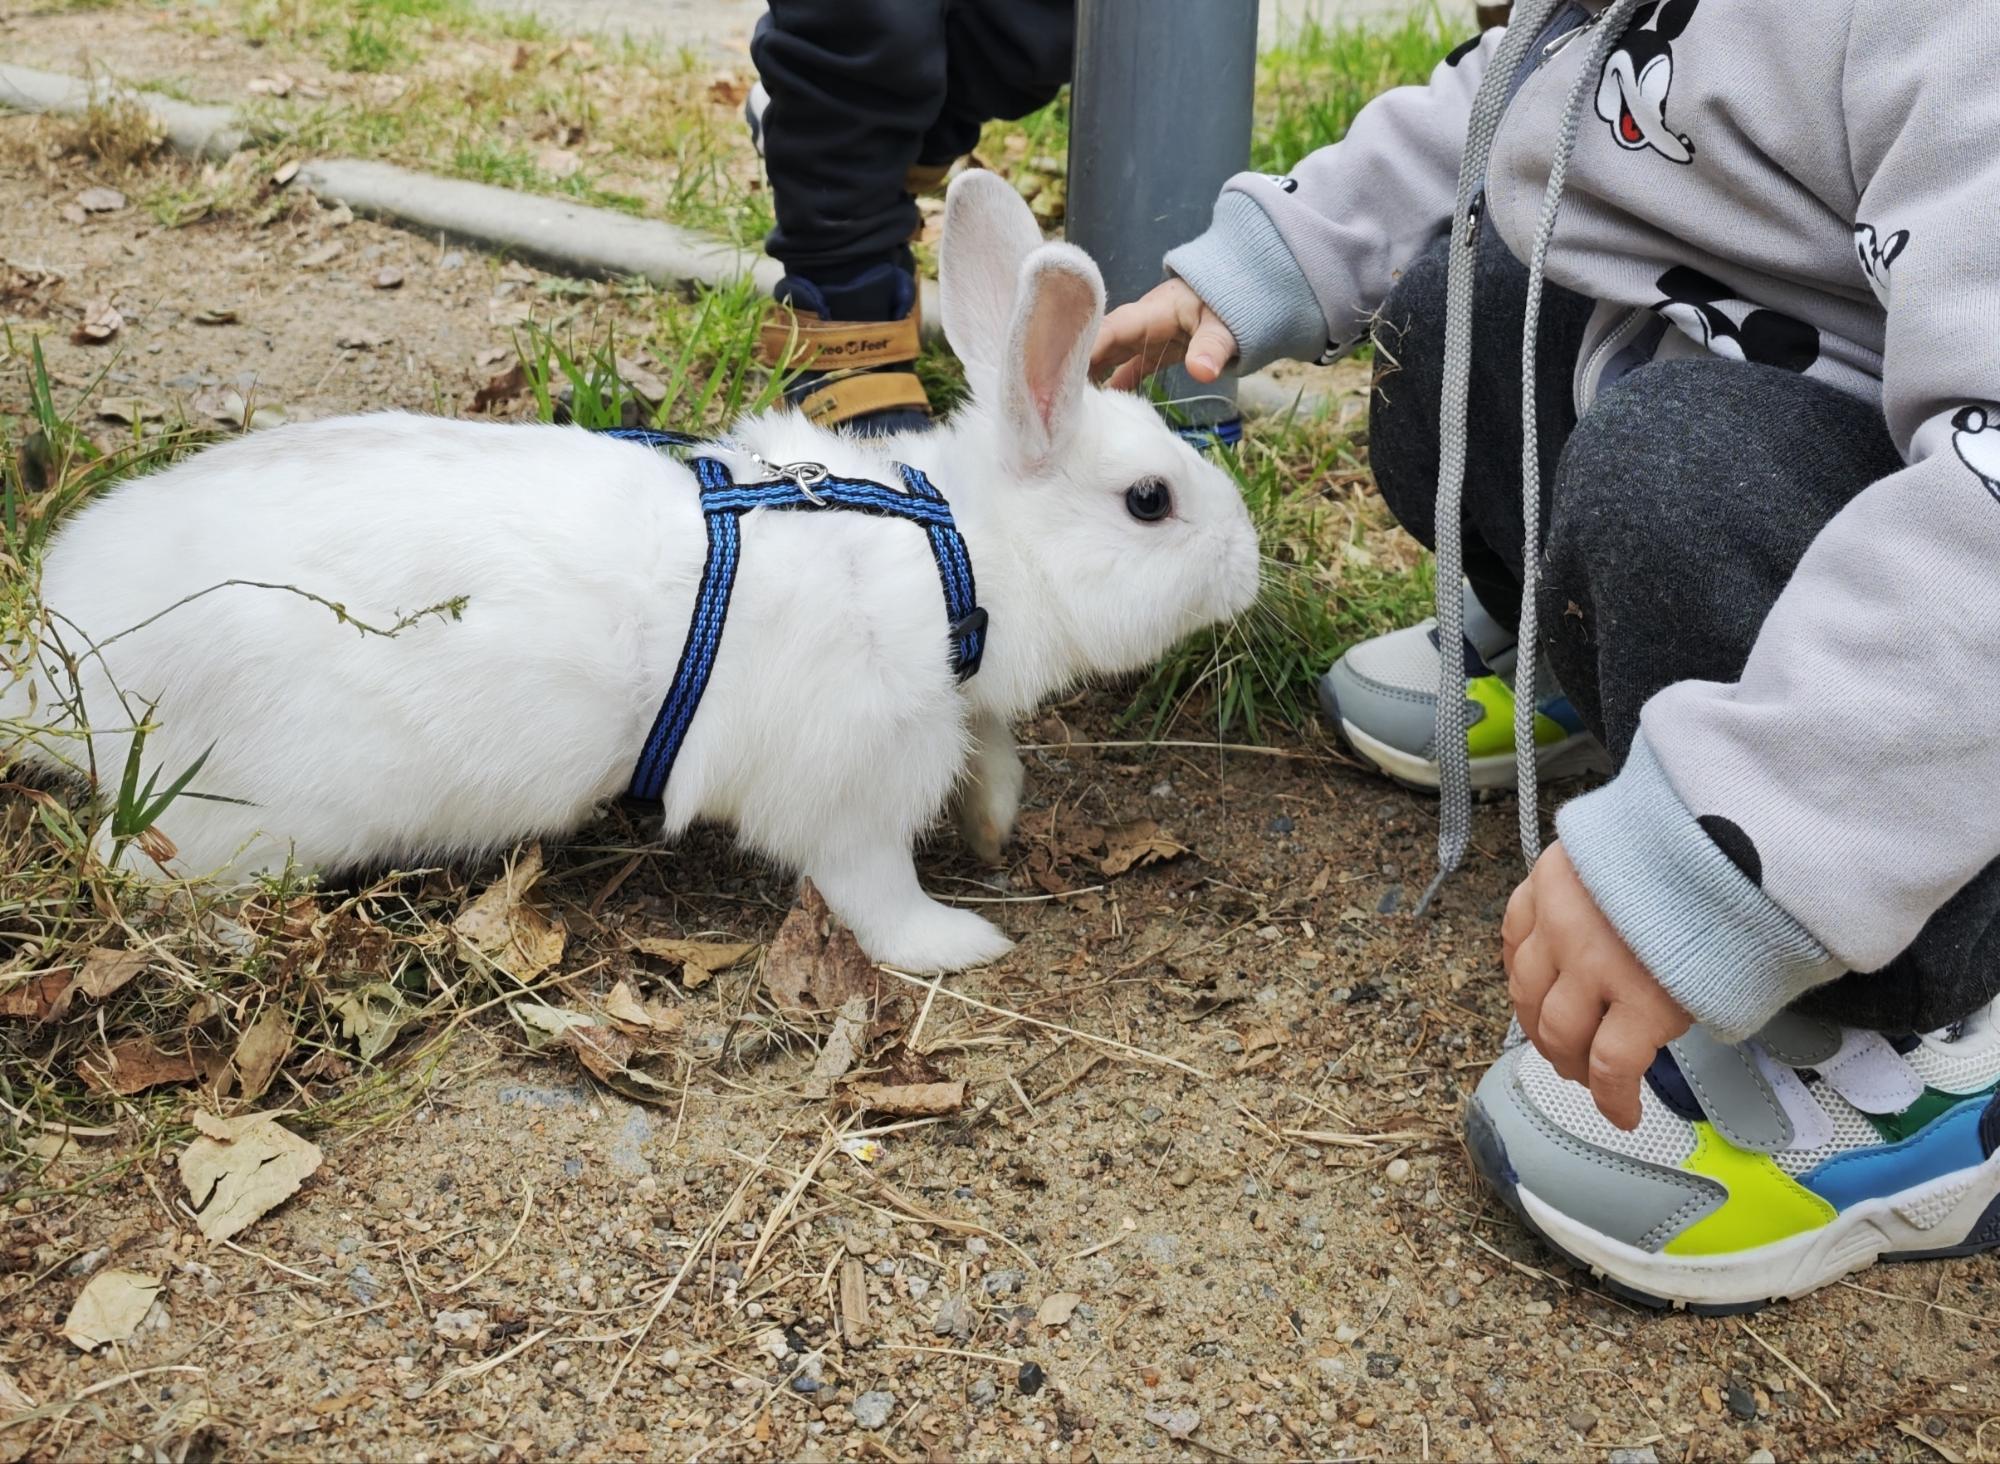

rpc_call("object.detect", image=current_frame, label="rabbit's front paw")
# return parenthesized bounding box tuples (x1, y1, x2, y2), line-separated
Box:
(871, 905, 1014, 973)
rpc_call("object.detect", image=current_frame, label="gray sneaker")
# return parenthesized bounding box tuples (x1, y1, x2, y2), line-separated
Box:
(1318, 583, 1607, 792)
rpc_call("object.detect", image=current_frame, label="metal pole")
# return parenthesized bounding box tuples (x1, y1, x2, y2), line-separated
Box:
(1066, 0, 1258, 431)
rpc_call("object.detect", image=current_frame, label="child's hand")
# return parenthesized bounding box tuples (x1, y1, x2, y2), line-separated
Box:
(1502, 842, 1693, 1130)
(1090, 279, 1238, 391)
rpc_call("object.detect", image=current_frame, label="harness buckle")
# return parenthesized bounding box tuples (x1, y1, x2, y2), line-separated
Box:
(949, 606, 989, 680)
(775, 460, 831, 506)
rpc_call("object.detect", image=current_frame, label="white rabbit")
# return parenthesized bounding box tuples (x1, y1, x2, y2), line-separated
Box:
(5, 171, 1260, 972)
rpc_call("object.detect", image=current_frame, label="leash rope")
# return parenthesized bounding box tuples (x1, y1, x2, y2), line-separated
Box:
(602, 429, 986, 803)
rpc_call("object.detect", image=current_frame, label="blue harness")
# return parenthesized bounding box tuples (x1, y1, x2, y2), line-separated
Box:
(602, 428, 987, 802)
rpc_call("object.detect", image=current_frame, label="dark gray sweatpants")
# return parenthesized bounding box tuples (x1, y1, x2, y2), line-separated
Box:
(1367, 233, 2000, 1032)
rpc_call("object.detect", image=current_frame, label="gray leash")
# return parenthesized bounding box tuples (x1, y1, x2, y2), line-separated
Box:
(1421, 0, 1649, 912)
(1417, 0, 1564, 915)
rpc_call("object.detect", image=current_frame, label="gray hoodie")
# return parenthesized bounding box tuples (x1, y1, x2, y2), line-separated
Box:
(1166, 0, 2000, 1040)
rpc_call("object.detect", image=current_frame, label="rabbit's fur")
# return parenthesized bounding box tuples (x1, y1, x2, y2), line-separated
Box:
(7, 173, 1259, 971)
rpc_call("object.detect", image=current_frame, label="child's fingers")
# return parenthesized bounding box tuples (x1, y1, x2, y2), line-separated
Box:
(1504, 929, 1558, 1052)
(1090, 302, 1172, 382)
(1184, 312, 1238, 383)
(1532, 973, 1607, 1089)
(1587, 1005, 1662, 1131)
(1108, 337, 1186, 392)
(1500, 877, 1534, 963)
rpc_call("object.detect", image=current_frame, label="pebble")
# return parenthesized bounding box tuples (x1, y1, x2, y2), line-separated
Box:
(967, 1378, 998, 1407)
(1150, 781, 1174, 799)
(1269, 815, 1294, 834)
(982, 1268, 1026, 1297)
(1017, 1362, 1046, 1396)
(1333, 1323, 1360, 1344)
(1566, 1410, 1596, 1435)
(932, 1296, 972, 1337)
(790, 1376, 821, 1395)
(1726, 1384, 1757, 1420)
(1141, 1106, 1162, 1122)
(873, 1260, 896, 1276)
(1746, 1451, 1776, 1463)
(551, 1359, 572, 1379)
(851, 1391, 896, 1430)
(1377, 886, 1403, 913)
(1365, 1353, 1400, 1379)
(907, 1275, 931, 1301)
(966, 1238, 991, 1256)
(1385, 1158, 1411, 1183)
(1607, 1451, 1658, 1464)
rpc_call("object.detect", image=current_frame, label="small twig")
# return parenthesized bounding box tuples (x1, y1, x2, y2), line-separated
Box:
(427, 1326, 557, 1398)
(183, 1217, 330, 1289)
(1896, 1422, 1967, 1464)
(1741, 1319, 1841, 1420)
(92, 579, 466, 654)
(438, 1179, 533, 1296)
(881, 1343, 1027, 1367)
(875, 966, 1211, 1078)
(595, 1138, 774, 1403)
(743, 1124, 850, 1282)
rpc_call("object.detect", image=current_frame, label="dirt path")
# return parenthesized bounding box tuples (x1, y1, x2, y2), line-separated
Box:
(4, 126, 1999, 1464)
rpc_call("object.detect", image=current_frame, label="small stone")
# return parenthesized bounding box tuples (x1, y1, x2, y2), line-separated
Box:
(1170, 1168, 1196, 1188)
(907, 1275, 931, 1301)
(1566, 1410, 1596, 1436)
(851, 1391, 895, 1430)
(373, 267, 405, 290)
(982, 1268, 1025, 1297)
(1144, 1406, 1202, 1440)
(1925, 1419, 1948, 1440)
(1269, 815, 1295, 834)
(1017, 1361, 1046, 1396)
(440, 250, 466, 269)
(433, 1309, 486, 1346)
(1746, 1451, 1777, 1463)
(790, 1376, 821, 1395)
(967, 1378, 997, 1407)
(966, 1238, 990, 1257)
(1333, 1323, 1360, 1344)
(1726, 1384, 1757, 1420)
(635, 1176, 657, 1200)
(1141, 1105, 1162, 1122)
(1385, 1158, 1411, 1183)
(1365, 1352, 1400, 1379)
(1522, 1300, 1554, 1316)
(1607, 1450, 1659, 1464)
(1354, 1408, 1377, 1429)
(551, 1358, 572, 1378)
(932, 1296, 972, 1337)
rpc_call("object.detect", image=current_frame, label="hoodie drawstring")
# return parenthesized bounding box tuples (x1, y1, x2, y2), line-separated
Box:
(1420, 0, 1650, 914)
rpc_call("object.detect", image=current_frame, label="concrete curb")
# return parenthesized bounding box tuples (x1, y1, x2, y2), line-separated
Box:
(2, 62, 1336, 421)
(0, 61, 252, 163)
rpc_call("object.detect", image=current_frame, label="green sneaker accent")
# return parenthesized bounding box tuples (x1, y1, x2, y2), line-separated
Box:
(1868, 1085, 1986, 1144)
(1465, 676, 1573, 759)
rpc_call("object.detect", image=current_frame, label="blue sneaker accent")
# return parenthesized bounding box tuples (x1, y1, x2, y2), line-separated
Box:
(1644, 1048, 1704, 1121)
(1800, 1097, 1989, 1211)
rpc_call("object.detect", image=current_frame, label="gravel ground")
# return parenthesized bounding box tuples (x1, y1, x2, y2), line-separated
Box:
(4, 109, 2000, 1464)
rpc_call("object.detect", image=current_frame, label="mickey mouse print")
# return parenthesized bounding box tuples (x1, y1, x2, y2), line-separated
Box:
(1953, 407, 2000, 505)
(1596, 0, 1698, 164)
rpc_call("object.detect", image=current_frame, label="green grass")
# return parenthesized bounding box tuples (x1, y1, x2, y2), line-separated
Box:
(1124, 409, 1433, 739)
(1254, 5, 1467, 171)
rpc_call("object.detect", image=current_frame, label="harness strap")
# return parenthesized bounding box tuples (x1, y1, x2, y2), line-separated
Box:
(606, 431, 985, 804)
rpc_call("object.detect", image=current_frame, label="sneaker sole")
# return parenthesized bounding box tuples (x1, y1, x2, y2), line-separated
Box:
(1336, 716, 1610, 794)
(1467, 1098, 2000, 1314)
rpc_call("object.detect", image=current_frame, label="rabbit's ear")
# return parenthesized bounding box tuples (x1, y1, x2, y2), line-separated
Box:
(940, 169, 1045, 379)
(1001, 243, 1106, 474)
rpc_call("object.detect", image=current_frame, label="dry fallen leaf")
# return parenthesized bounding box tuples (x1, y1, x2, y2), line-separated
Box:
(1144, 1407, 1202, 1442)
(71, 299, 122, 344)
(624, 935, 756, 989)
(1099, 818, 1190, 877)
(63, 1269, 161, 1351)
(328, 982, 410, 1061)
(707, 72, 748, 106)
(528, 1007, 681, 1105)
(0, 1367, 36, 1463)
(76, 947, 147, 1001)
(454, 845, 565, 982)
(95, 396, 164, 425)
(536, 146, 580, 179)
(231, 1006, 292, 1101)
(614, 355, 668, 405)
(844, 1079, 965, 1117)
(76, 186, 127, 214)
(0, 972, 74, 1022)
(1037, 1291, 1082, 1327)
(839, 1256, 870, 1344)
(78, 1037, 197, 1094)
(178, 1110, 322, 1241)
(763, 882, 877, 1013)
(809, 994, 871, 1089)
(470, 361, 527, 413)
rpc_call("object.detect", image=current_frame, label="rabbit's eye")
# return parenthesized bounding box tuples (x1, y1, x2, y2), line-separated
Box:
(1124, 478, 1173, 523)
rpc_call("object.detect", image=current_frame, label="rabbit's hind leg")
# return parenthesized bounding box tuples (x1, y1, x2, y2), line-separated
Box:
(952, 709, 1024, 866)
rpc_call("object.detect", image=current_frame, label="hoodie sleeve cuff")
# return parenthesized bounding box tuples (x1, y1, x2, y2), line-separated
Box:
(1162, 192, 1334, 375)
(1555, 735, 1845, 1043)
